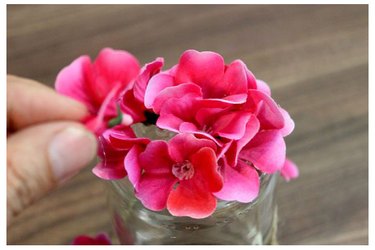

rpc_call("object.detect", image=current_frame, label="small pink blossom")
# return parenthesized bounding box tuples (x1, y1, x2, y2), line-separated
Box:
(72, 232, 112, 245)
(55, 48, 140, 135)
(92, 125, 149, 180)
(131, 133, 223, 219)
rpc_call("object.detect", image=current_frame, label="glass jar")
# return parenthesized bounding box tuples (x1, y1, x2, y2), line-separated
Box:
(106, 124, 278, 245)
(107, 173, 278, 245)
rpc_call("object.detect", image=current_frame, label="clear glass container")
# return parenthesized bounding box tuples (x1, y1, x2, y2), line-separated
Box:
(106, 124, 278, 245)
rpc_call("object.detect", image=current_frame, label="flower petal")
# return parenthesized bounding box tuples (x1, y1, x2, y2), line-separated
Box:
(226, 115, 260, 167)
(156, 92, 201, 132)
(55, 55, 94, 111)
(256, 79, 271, 96)
(156, 111, 184, 133)
(241, 130, 286, 173)
(92, 161, 126, 180)
(167, 180, 217, 219)
(136, 173, 176, 211)
(190, 147, 223, 192)
(152, 83, 202, 114)
(246, 68, 258, 89)
(279, 107, 295, 137)
(133, 57, 164, 102)
(175, 49, 225, 98)
(248, 89, 284, 130)
(214, 160, 260, 203)
(280, 158, 299, 181)
(144, 73, 175, 109)
(222, 60, 248, 96)
(178, 122, 223, 146)
(124, 145, 144, 188)
(93, 130, 128, 180)
(94, 48, 140, 89)
(120, 89, 146, 123)
(109, 126, 150, 150)
(213, 111, 252, 140)
(168, 133, 216, 163)
(138, 140, 173, 174)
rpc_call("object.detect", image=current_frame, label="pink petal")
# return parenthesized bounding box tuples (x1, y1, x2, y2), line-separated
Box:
(241, 130, 286, 173)
(248, 89, 285, 130)
(175, 49, 225, 98)
(124, 145, 144, 188)
(167, 181, 217, 219)
(93, 48, 140, 89)
(55, 55, 95, 112)
(93, 130, 128, 180)
(178, 122, 223, 146)
(246, 68, 258, 89)
(214, 160, 260, 203)
(195, 107, 223, 126)
(144, 73, 175, 109)
(222, 94, 248, 104)
(92, 161, 126, 180)
(226, 115, 260, 167)
(136, 173, 176, 211)
(256, 79, 271, 96)
(279, 107, 295, 137)
(222, 60, 248, 96)
(168, 133, 216, 163)
(120, 89, 146, 123)
(213, 111, 252, 140)
(108, 126, 150, 150)
(156, 112, 184, 133)
(156, 93, 201, 132)
(138, 140, 174, 174)
(190, 147, 223, 192)
(152, 83, 202, 114)
(280, 158, 299, 181)
(133, 57, 164, 102)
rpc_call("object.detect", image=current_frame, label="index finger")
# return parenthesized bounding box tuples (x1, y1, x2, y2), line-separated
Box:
(7, 75, 89, 131)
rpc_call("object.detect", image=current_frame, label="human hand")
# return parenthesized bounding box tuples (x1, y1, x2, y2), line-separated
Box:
(7, 75, 98, 225)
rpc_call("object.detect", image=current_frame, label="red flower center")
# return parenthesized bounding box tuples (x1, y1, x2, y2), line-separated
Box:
(172, 160, 194, 180)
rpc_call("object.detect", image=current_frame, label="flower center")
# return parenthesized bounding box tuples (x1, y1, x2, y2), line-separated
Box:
(172, 160, 195, 180)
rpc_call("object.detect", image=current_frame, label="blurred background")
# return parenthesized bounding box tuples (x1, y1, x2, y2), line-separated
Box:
(7, 5, 368, 244)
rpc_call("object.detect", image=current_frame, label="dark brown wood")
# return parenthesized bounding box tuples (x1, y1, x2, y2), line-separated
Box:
(7, 4, 368, 244)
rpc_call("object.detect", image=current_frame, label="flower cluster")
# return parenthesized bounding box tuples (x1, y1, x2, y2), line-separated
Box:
(56, 48, 298, 219)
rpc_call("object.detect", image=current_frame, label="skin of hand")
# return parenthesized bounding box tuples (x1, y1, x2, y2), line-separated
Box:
(7, 75, 98, 225)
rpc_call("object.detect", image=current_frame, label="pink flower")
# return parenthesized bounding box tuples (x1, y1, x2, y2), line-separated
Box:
(72, 233, 112, 245)
(55, 48, 140, 135)
(92, 125, 149, 180)
(128, 133, 223, 219)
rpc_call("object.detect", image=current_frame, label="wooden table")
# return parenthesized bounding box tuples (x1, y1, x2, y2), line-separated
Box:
(7, 5, 368, 244)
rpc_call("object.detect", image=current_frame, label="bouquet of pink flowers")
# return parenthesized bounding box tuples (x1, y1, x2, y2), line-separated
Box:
(56, 48, 298, 219)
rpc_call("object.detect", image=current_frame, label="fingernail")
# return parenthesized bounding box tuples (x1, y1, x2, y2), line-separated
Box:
(48, 126, 97, 182)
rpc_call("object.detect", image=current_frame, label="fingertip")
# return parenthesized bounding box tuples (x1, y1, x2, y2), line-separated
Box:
(48, 125, 98, 183)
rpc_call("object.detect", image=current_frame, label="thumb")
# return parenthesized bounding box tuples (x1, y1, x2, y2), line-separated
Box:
(7, 121, 97, 225)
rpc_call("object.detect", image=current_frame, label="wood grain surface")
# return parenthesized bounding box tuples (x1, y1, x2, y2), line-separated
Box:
(6, 4, 368, 244)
